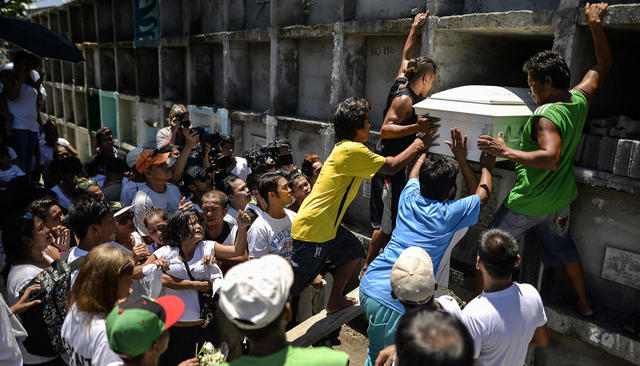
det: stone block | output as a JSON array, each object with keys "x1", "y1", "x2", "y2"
[
  {"x1": 596, "y1": 137, "x2": 618, "y2": 172},
  {"x1": 578, "y1": 134, "x2": 600, "y2": 169},
  {"x1": 629, "y1": 140, "x2": 640, "y2": 179},
  {"x1": 590, "y1": 126, "x2": 609, "y2": 136},
  {"x1": 617, "y1": 115, "x2": 640, "y2": 135},
  {"x1": 613, "y1": 139, "x2": 634, "y2": 177}
]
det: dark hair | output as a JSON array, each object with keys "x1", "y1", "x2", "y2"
[
  {"x1": 220, "y1": 174, "x2": 240, "y2": 198},
  {"x1": 419, "y1": 155, "x2": 459, "y2": 201},
  {"x1": 1, "y1": 211, "x2": 36, "y2": 265},
  {"x1": 0, "y1": 146, "x2": 9, "y2": 159},
  {"x1": 12, "y1": 50, "x2": 39, "y2": 66},
  {"x1": 300, "y1": 154, "x2": 320, "y2": 178},
  {"x1": 478, "y1": 229, "x2": 519, "y2": 279},
  {"x1": 287, "y1": 170, "x2": 307, "y2": 190},
  {"x1": 162, "y1": 210, "x2": 201, "y2": 247},
  {"x1": 246, "y1": 172, "x2": 264, "y2": 192},
  {"x1": 50, "y1": 157, "x2": 83, "y2": 181},
  {"x1": 258, "y1": 172, "x2": 285, "y2": 203},
  {"x1": 220, "y1": 134, "x2": 234, "y2": 147},
  {"x1": 143, "y1": 207, "x2": 169, "y2": 228},
  {"x1": 84, "y1": 153, "x2": 107, "y2": 177},
  {"x1": 332, "y1": 97, "x2": 371, "y2": 141},
  {"x1": 68, "y1": 195, "x2": 111, "y2": 239},
  {"x1": 28, "y1": 198, "x2": 58, "y2": 220},
  {"x1": 202, "y1": 190, "x2": 230, "y2": 208},
  {"x1": 404, "y1": 56, "x2": 437, "y2": 81},
  {"x1": 105, "y1": 157, "x2": 128, "y2": 176},
  {"x1": 396, "y1": 309, "x2": 474, "y2": 366},
  {"x1": 523, "y1": 50, "x2": 571, "y2": 89},
  {"x1": 239, "y1": 306, "x2": 287, "y2": 341}
]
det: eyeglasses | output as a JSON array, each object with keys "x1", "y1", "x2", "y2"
[{"x1": 75, "y1": 178, "x2": 98, "y2": 191}]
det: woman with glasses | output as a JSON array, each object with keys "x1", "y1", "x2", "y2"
[
  {"x1": 3, "y1": 210, "x2": 64, "y2": 365},
  {"x1": 61, "y1": 244, "x2": 134, "y2": 365},
  {"x1": 141, "y1": 209, "x2": 250, "y2": 366},
  {"x1": 112, "y1": 202, "x2": 143, "y2": 253}
]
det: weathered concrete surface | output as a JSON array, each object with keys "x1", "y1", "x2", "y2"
[
  {"x1": 364, "y1": 36, "x2": 412, "y2": 130},
  {"x1": 223, "y1": 40, "x2": 250, "y2": 108},
  {"x1": 250, "y1": 42, "x2": 271, "y2": 112},
  {"x1": 297, "y1": 40, "x2": 333, "y2": 120},
  {"x1": 354, "y1": 0, "x2": 425, "y2": 21},
  {"x1": 464, "y1": 0, "x2": 561, "y2": 13},
  {"x1": 435, "y1": 10, "x2": 554, "y2": 35},
  {"x1": 159, "y1": 47, "x2": 186, "y2": 102}
]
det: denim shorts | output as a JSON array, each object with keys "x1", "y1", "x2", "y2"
[
  {"x1": 289, "y1": 225, "x2": 366, "y2": 297},
  {"x1": 490, "y1": 205, "x2": 580, "y2": 266}
]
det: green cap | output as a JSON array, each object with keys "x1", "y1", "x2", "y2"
[{"x1": 106, "y1": 295, "x2": 184, "y2": 358}]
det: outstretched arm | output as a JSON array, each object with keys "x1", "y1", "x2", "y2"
[
  {"x1": 446, "y1": 128, "x2": 494, "y2": 206},
  {"x1": 396, "y1": 11, "x2": 429, "y2": 78},
  {"x1": 574, "y1": 3, "x2": 613, "y2": 103}
]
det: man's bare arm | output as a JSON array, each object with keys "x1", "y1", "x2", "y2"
[
  {"x1": 529, "y1": 324, "x2": 550, "y2": 347},
  {"x1": 574, "y1": 3, "x2": 613, "y2": 103},
  {"x1": 397, "y1": 12, "x2": 429, "y2": 78},
  {"x1": 478, "y1": 117, "x2": 562, "y2": 171}
]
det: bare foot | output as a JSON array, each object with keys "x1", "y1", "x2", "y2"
[
  {"x1": 326, "y1": 296, "x2": 358, "y2": 314},
  {"x1": 576, "y1": 298, "x2": 594, "y2": 317}
]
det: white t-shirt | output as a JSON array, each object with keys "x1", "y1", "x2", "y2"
[
  {"x1": 0, "y1": 67, "x2": 46, "y2": 132},
  {"x1": 6, "y1": 263, "x2": 57, "y2": 365},
  {"x1": 132, "y1": 183, "x2": 182, "y2": 235},
  {"x1": 461, "y1": 282, "x2": 547, "y2": 366},
  {"x1": 52, "y1": 185, "x2": 73, "y2": 210},
  {"x1": 0, "y1": 165, "x2": 24, "y2": 189},
  {"x1": 66, "y1": 242, "x2": 131, "y2": 285},
  {"x1": 61, "y1": 304, "x2": 123, "y2": 366},
  {"x1": 120, "y1": 178, "x2": 146, "y2": 206},
  {"x1": 153, "y1": 241, "x2": 223, "y2": 322},
  {"x1": 247, "y1": 209, "x2": 296, "y2": 261},
  {"x1": 231, "y1": 157, "x2": 251, "y2": 181},
  {"x1": 0, "y1": 294, "x2": 25, "y2": 366}
]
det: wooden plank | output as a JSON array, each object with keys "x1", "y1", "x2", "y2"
[{"x1": 286, "y1": 287, "x2": 363, "y2": 347}]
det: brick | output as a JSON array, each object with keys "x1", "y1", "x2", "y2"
[
  {"x1": 596, "y1": 137, "x2": 618, "y2": 172},
  {"x1": 629, "y1": 141, "x2": 640, "y2": 179},
  {"x1": 613, "y1": 139, "x2": 634, "y2": 177},
  {"x1": 578, "y1": 134, "x2": 600, "y2": 169}
]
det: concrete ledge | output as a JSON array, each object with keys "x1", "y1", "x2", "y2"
[
  {"x1": 574, "y1": 167, "x2": 640, "y2": 195},
  {"x1": 577, "y1": 4, "x2": 640, "y2": 26},
  {"x1": 279, "y1": 23, "x2": 334, "y2": 39},
  {"x1": 435, "y1": 10, "x2": 554, "y2": 36},
  {"x1": 276, "y1": 115, "x2": 331, "y2": 134},
  {"x1": 286, "y1": 287, "x2": 362, "y2": 347},
  {"x1": 343, "y1": 18, "x2": 414, "y2": 35},
  {"x1": 545, "y1": 301, "x2": 640, "y2": 364}
]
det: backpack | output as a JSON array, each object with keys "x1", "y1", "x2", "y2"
[{"x1": 17, "y1": 253, "x2": 84, "y2": 357}]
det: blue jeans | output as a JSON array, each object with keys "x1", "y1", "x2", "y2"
[
  {"x1": 11, "y1": 129, "x2": 38, "y2": 177},
  {"x1": 360, "y1": 292, "x2": 403, "y2": 366}
]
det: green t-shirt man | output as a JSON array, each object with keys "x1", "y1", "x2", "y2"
[
  {"x1": 504, "y1": 89, "x2": 589, "y2": 216},
  {"x1": 220, "y1": 345, "x2": 349, "y2": 366}
]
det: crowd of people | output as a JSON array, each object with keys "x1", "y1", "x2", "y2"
[{"x1": 0, "y1": 2, "x2": 612, "y2": 366}]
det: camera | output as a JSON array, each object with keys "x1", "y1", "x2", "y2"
[{"x1": 245, "y1": 138, "x2": 294, "y2": 171}]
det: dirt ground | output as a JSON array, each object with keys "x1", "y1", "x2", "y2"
[{"x1": 330, "y1": 316, "x2": 370, "y2": 366}]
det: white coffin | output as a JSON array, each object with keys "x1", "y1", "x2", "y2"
[{"x1": 413, "y1": 85, "x2": 537, "y2": 161}]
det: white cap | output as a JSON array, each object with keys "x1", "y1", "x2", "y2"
[
  {"x1": 390, "y1": 247, "x2": 435, "y2": 305},
  {"x1": 126, "y1": 147, "x2": 144, "y2": 168},
  {"x1": 219, "y1": 255, "x2": 294, "y2": 330}
]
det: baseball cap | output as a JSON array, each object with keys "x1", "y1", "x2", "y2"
[
  {"x1": 96, "y1": 126, "x2": 113, "y2": 142},
  {"x1": 106, "y1": 295, "x2": 185, "y2": 359},
  {"x1": 219, "y1": 255, "x2": 293, "y2": 330},
  {"x1": 135, "y1": 149, "x2": 171, "y2": 174},
  {"x1": 110, "y1": 201, "x2": 132, "y2": 218},
  {"x1": 390, "y1": 247, "x2": 435, "y2": 305},
  {"x1": 126, "y1": 147, "x2": 144, "y2": 168}
]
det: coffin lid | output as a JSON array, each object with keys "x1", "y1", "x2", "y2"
[{"x1": 414, "y1": 85, "x2": 537, "y2": 117}]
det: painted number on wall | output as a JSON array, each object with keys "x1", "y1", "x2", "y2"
[{"x1": 370, "y1": 46, "x2": 396, "y2": 57}]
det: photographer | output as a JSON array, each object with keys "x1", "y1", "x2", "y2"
[
  {"x1": 220, "y1": 134, "x2": 251, "y2": 180},
  {"x1": 156, "y1": 105, "x2": 190, "y2": 150}
]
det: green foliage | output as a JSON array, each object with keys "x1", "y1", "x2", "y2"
[{"x1": 0, "y1": 0, "x2": 33, "y2": 18}]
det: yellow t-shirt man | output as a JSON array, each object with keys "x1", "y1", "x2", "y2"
[{"x1": 291, "y1": 140, "x2": 386, "y2": 243}]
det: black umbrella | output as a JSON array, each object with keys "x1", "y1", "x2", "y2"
[{"x1": 0, "y1": 17, "x2": 83, "y2": 64}]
